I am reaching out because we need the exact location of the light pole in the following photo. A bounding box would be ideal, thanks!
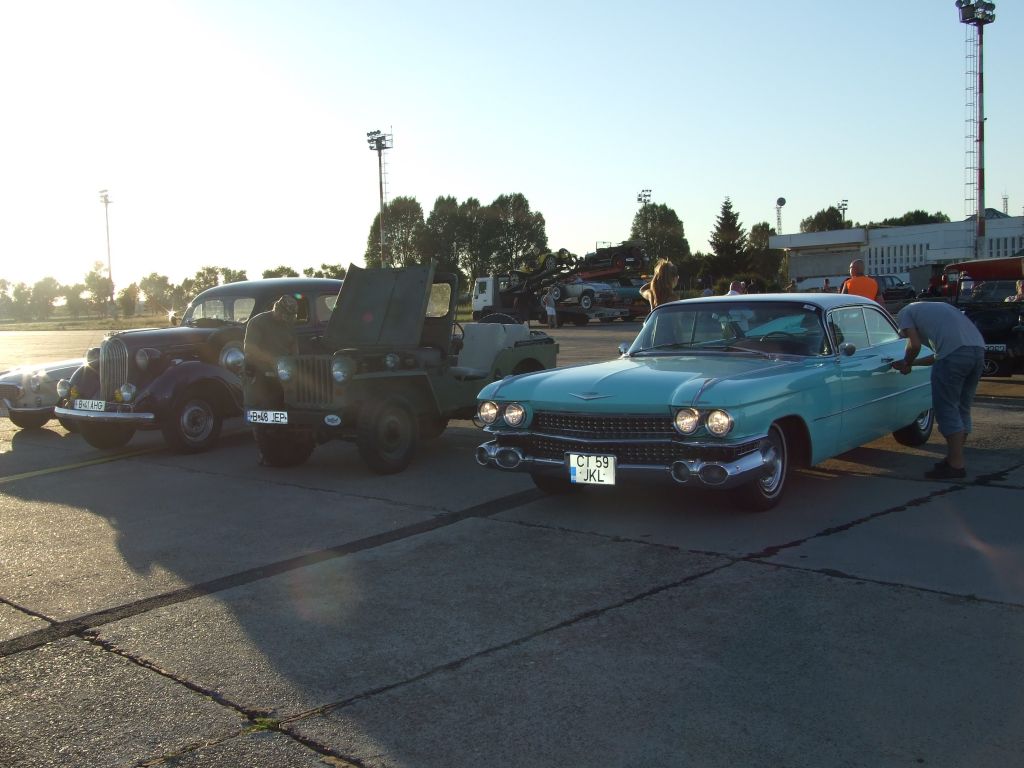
[367,129,393,266]
[98,189,114,315]
[637,189,651,207]
[956,0,996,255]
[838,199,848,224]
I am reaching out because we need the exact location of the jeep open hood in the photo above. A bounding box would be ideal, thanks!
[325,263,435,349]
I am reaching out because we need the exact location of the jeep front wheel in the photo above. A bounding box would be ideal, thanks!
[357,396,418,474]
[163,395,222,453]
[79,422,135,450]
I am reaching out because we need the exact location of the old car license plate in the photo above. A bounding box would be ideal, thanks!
[74,399,106,411]
[985,343,1007,353]
[247,410,288,424]
[568,453,616,485]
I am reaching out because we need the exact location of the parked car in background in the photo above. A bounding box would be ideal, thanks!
[873,274,918,302]
[608,276,649,321]
[55,277,343,452]
[549,277,617,310]
[475,293,934,510]
[0,359,83,431]
[244,263,558,473]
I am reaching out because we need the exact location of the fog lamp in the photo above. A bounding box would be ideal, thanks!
[118,383,137,403]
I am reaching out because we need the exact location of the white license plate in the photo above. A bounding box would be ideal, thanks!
[985,344,1007,353]
[74,399,106,411]
[247,410,288,424]
[568,453,616,485]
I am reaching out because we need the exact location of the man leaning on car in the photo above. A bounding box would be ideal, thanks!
[243,295,299,402]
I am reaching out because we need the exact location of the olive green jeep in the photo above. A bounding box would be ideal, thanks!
[243,262,558,473]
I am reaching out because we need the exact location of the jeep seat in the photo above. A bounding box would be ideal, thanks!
[451,323,530,380]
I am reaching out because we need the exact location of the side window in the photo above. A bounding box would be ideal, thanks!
[427,283,452,318]
[829,308,870,350]
[863,307,900,346]
[315,293,338,325]
[194,299,225,320]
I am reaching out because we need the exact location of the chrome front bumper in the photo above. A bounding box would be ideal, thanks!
[475,438,773,489]
[54,405,156,425]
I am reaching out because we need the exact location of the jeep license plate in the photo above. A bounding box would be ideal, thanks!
[247,410,288,425]
[74,399,106,411]
[568,453,616,485]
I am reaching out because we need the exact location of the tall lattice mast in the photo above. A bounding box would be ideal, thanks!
[962,24,978,219]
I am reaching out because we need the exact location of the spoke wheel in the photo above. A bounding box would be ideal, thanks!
[357,396,418,474]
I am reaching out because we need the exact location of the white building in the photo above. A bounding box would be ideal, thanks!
[769,210,1024,290]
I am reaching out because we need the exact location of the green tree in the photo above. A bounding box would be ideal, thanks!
[457,197,491,279]
[864,210,951,228]
[139,273,173,313]
[192,266,220,293]
[302,264,347,279]
[362,196,426,268]
[220,267,248,284]
[11,283,32,321]
[800,206,848,233]
[62,283,89,319]
[709,197,749,278]
[0,279,13,320]
[84,262,113,315]
[484,193,547,275]
[629,203,692,283]
[117,283,140,317]
[417,195,465,277]
[746,222,786,285]
[262,266,300,278]
[30,277,61,320]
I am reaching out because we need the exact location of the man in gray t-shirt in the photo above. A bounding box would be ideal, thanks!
[893,301,984,480]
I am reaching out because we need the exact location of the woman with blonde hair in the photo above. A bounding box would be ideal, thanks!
[640,259,679,309]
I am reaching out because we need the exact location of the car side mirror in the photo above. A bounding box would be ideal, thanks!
[618,342,630,356]
[840,343,857,356]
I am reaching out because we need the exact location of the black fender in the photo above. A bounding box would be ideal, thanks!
[138,361,243,419]
[68,364,99,397]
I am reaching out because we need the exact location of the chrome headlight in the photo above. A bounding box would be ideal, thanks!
[478,400,499,425]
[383,352,400,370]
[277,359,295,382]
[706,409,733,436]
[673,408,700,435]
[29,373,44,392]
[331,355,355,383]
[220,346,244,372]
[57,379,71,398]
[85,347,100,367]
[503,403,526,426]
[117,383,137,403]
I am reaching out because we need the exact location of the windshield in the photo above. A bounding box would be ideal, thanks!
[182,295,256,325]
[628,301,830,357]
[958,280,1018,303]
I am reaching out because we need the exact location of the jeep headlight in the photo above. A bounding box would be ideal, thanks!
[503,403,526,426]
[277,359,295,382]
[706,409,733,436]
[86,347,100,367]
[220,346,244,372]
[383,352,400,370]
[478,400,499,425]
[331,355,355,383]
[57,379,71,398]
[673,408,700,435]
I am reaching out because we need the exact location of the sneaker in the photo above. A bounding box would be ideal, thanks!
[925,462,966,480]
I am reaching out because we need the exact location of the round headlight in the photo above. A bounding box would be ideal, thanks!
[85,347,100,366]
[221,347,244,372]
[118,383,137,403]
[706,409,733,436]
[478,400,499,425]
[383,352,400,370]
[674,408,700,435]
[503,403,526,426]
[277,359,295,382]
[57,379,70,398]
[331,356,355,383]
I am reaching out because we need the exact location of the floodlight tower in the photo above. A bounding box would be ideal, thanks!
[366,129,394,266]
[955,0,996,254]
[637,189,651,207]
[775,197,786,235]
[838,199,848,224]
[98,189,114,313]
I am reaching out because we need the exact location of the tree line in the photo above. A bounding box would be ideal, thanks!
[2,198,948,321]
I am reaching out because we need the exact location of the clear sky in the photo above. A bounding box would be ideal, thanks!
[1,1,1021,293]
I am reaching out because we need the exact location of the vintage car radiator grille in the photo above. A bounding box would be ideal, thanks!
[533,411,675,440]
[99,338,129,400]
[292,357,332,405]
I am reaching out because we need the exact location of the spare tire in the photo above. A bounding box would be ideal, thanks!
[479,313,519,324]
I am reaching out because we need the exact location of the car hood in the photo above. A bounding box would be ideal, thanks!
[106,325,223,350]
[325,262,434,349]
[0,358,83,382]
[481,353,808,411]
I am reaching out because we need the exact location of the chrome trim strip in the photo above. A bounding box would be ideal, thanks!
[54,405,156,424]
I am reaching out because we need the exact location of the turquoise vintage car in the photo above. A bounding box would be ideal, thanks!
[475,294,934,510]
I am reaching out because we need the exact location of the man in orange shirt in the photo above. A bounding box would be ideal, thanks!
[840,259,882,302]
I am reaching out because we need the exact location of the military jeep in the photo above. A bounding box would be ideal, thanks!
[244,262,558,473]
